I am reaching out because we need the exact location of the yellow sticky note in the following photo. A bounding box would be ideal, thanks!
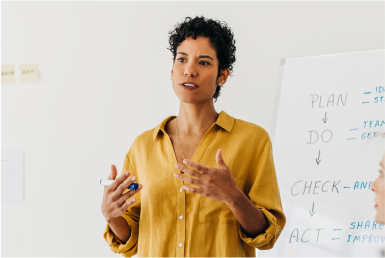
[19,64,38,82]
[1,65,15,83]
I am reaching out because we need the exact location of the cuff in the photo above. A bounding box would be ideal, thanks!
[238,206,282,250]
[103,214,139,257]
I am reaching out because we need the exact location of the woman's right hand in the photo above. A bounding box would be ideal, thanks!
[101,165,142,223]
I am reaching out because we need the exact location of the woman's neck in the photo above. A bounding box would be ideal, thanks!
[176,101,219,136]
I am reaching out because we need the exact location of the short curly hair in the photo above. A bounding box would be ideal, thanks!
[168,16,236,103]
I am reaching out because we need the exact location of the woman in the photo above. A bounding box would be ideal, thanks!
[371,152,385,224]
[101,16,285,257]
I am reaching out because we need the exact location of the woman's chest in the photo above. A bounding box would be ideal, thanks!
[168,134,204,174]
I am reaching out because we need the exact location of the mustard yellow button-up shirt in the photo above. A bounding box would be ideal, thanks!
[104,110,286,257]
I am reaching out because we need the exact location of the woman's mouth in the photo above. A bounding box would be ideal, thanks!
[180,82,199,90]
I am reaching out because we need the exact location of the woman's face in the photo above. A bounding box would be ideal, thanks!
[371,153,385,224]
[171,36,228,104]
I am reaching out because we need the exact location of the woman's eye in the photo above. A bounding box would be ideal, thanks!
[176,58,209,65]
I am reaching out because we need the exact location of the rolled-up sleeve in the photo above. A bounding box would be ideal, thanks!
[103,152,141,257]
[238,136,286,250]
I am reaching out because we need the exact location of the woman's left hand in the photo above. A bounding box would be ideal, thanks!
[174,149,239,206]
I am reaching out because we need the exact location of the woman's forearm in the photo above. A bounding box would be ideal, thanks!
[107,216,131,243]
[228,188,269,238]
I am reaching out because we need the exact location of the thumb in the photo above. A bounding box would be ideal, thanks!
[109,165,118,180]
[216,149,227,170]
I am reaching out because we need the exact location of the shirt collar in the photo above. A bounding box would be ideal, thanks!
[215,110,235,132]
[152,110,235,141]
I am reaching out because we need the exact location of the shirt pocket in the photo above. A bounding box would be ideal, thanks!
[199,177,245,224]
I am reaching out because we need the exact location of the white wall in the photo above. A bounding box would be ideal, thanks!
[1,1,384,257]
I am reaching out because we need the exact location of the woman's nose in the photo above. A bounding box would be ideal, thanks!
[371,179,377,192]
[184,63,197,77]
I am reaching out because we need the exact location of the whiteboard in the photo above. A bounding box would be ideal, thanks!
[261,49,385,257]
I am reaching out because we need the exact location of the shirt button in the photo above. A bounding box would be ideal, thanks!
[179,243,182,247]
[277,228,280,232]
[180,188,183,192]
[179,215,183,220]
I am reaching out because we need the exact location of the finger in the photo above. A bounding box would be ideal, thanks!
[121,175,137,192]
[216,149,228,170]
[176,163,203,180]
[120,197,137,212]
[110,165,118,180]
[182,185,204,195]
[182,159,210,174]
[174,173,203,188]
[117,184,143,205]
[113,174,136,199]
[104,165,119,193]
[110,171,130,191]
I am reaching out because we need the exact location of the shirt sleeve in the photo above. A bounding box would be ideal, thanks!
[238,136,286,250]
[103,152,141,257]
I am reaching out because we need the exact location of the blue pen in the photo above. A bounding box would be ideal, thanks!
[100,179,138,190]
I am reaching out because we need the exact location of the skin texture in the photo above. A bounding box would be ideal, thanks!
[171,36,227,104]
[371,153,385,224]
[101,166,143,243]
[171,36,269,237]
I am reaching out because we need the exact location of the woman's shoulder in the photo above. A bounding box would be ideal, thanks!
[229,118,273,158]
[130,128,155,148]
[125,129,157,163]
[232,117,270,141]
[220,110,269,139]
[130,115,175,148]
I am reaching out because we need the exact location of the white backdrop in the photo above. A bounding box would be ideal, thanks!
[1,1,384,257]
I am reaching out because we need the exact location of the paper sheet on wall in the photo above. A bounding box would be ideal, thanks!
[19,64,38,82]
[2,150,24,203]
[1,65,15,83]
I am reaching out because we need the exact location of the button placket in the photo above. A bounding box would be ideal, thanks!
[175,170,186,257]
[166,126,218,257]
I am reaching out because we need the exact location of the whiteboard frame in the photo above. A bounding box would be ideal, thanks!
[271,58,286,144]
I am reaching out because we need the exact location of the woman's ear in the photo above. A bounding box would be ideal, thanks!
[217,68,230,85]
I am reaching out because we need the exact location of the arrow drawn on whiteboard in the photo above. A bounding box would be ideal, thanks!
[316,150,321,165]
[309,202,315,217]
[322,112,328,123]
